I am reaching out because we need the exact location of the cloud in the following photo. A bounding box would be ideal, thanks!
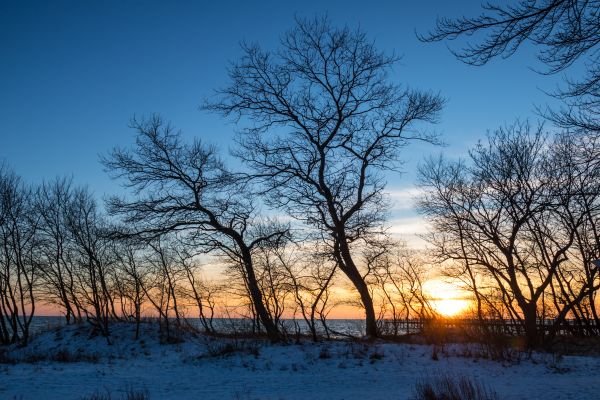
[387,215,429,248]
[386,187,424,212]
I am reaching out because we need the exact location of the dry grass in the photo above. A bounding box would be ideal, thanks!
[411,374,500,400]
[80,388,149,400]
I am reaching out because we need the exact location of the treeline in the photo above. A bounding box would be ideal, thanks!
[0,160,436,346]
[1,124,597,348]
[1,12,599,349]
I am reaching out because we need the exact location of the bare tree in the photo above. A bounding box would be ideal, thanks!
[279,243,338,341]
[112,239,148,339]
[367,242,435,336]
[418,122,599,347]
[543,131,600,338]
[35,177,82,323]
[66,187,115,337]
[207,16,443,337]
[143,238,188,341]
[102,116,287,341]
[0,165,37,345]
[420,0,600,133]
[174,245,218,334]
[253,239,295,332]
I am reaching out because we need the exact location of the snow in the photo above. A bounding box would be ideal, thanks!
[1,322,599,400]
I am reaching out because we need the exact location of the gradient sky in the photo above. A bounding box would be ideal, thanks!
[1,0,569,243]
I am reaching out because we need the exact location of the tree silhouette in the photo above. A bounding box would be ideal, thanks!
[418,122,600,347]
[208,16,443,337]
[103,115,287,341]
[420,0,600,133]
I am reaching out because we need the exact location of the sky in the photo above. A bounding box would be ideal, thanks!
[0,0,569,245]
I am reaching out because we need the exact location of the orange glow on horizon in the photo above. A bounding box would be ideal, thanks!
[423,279,471,317]
[35,279,474,320]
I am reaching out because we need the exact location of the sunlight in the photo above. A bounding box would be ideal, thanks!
[430,298,471,317]
[423,279,471,317]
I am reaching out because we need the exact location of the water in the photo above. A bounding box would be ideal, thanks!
[27,316,368,337]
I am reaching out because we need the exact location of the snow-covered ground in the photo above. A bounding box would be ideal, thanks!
[1,323,599,400]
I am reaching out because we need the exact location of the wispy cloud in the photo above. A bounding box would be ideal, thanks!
[387,215,429,248]
[386,187,424,212]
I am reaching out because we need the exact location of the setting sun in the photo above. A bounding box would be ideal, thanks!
[423,279,471,317]
[431,298,471,317]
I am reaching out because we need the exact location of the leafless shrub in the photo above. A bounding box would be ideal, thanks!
[80,393,112,400]
[2,346,100,364]
[80,388,149,400]
[123,388,150,400]
[474,329,523,362]
[203,339,261,358]
[422,319,449,347]
[368,349,385,363]
[0,348,16,365]
[411,374,500,400]
[318,345,332,359]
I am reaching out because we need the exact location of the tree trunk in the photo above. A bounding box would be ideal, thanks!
[523,304,538,349]
[240,247,281,342]
[337,238,378,338]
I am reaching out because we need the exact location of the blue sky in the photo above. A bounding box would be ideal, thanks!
[1,0,567,236]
